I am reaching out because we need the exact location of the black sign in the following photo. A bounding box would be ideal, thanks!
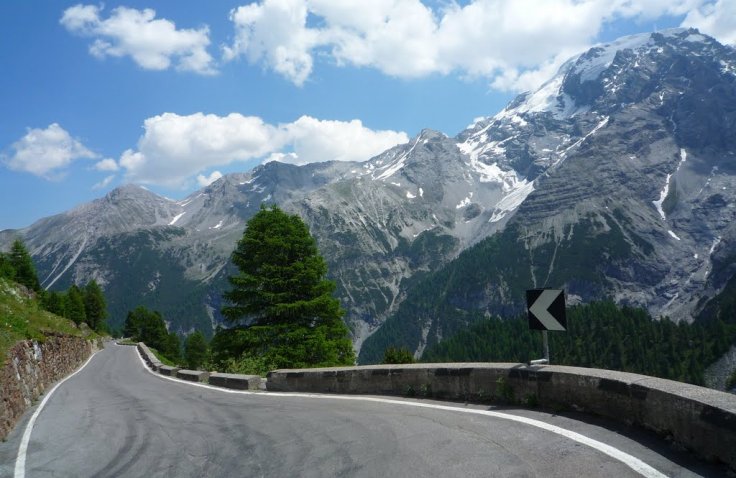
[526,289,566,331]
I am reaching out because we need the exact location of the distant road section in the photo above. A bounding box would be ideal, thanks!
[0,344,722,477]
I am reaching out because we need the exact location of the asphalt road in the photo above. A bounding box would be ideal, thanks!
[0,344,727,477]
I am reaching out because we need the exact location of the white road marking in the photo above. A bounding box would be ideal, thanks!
[132,346,666,478]
[15,350,99,478]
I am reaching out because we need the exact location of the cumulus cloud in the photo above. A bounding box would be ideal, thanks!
[280,116,408,164]
[223,0,730,91]
[3,123,97,179]
[94,158,119,171]
[197,170,223,187]
[118,112,408,188]
[61,4,216,74]
[681,0,736,45]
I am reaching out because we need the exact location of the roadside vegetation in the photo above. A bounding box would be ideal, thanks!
[382,347,416,364]
[123,306,181,363]
[0,238,110,359]
[0,278,85,359]
[208,205,355,375]
[421,301,736,386]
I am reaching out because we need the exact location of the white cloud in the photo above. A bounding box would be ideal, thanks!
[118,112,408,188]
[92,175,116,190]
[61,4,216,74]
[681,0,736,45]
[281,116,409,164]
[223,0,318,85]
[94,158,119,171]
[3,123,97,179]
[119,112,281,188]
[197,170,223,187]
[224,0,721,91]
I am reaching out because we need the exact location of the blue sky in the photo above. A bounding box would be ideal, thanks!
[1,0,734,231]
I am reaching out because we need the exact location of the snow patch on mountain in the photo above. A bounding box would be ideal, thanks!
[653,174,672,221]
[495,74,586,121]
[373,136,421,181]
[573,32,655,82]
[45,236,88,289]
[653,149,688,221]
[169,212,186,226]
[489,181,535,223]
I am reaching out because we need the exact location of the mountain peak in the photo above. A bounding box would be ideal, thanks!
[493,27,728,123]
[105,183,166,202]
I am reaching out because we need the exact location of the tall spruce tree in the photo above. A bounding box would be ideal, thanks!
[219,205,354,369]
[9,239,40,292]
[123,306,168,349]
[65,285,87,325]
[184,330,209,370]
[83,280,108,332]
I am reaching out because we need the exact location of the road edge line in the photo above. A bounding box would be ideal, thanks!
[131,345,667,478]
[14,349,100,478]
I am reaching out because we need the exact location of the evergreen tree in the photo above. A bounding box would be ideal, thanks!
[0,253,15,281]
[382,347,416,364]
[41,290,66,317]
[9,239,40,292]
[65,285,87,325]
[218,205,354,369]
[163,332,181,362]
[123,306,168,348]
[83,280,108,332]
[184,330,209,370]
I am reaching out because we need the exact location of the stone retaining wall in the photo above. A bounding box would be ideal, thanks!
[267,362,736,469]
[0,335,95,440]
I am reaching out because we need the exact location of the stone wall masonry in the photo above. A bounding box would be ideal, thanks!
[266,362,736,470]
[177,370,209,383]
[158,365,180,376]
[0,334,96,441]
[136,342,162,371]
[208,372,261,390]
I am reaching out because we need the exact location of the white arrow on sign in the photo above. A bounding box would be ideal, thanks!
[529,289,566,331]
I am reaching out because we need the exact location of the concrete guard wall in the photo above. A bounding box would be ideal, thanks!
[135,342,261,391]
[266,362,736,469]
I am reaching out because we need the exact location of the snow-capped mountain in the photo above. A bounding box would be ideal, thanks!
[360,27,736,361]
[3,28,735,358]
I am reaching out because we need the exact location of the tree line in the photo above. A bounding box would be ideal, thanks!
[1,239,108,333]
[421,300,736,386]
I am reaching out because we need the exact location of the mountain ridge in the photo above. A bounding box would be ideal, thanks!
[2,28,735,359]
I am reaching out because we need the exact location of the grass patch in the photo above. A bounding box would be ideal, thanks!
[149,347,177,367]
[0,279,84,360]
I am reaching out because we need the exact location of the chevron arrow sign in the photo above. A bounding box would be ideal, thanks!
[526,289,567,331]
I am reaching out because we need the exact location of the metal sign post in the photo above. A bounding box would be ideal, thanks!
[526,289,566,365]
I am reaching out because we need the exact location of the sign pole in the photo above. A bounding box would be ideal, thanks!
[543,330,549,364]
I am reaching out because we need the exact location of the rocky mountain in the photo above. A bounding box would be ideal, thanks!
[2,28,735,361]
[0,127,533,345]
[359,28,736,362]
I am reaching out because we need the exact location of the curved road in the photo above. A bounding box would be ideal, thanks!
[0,344,724,477]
